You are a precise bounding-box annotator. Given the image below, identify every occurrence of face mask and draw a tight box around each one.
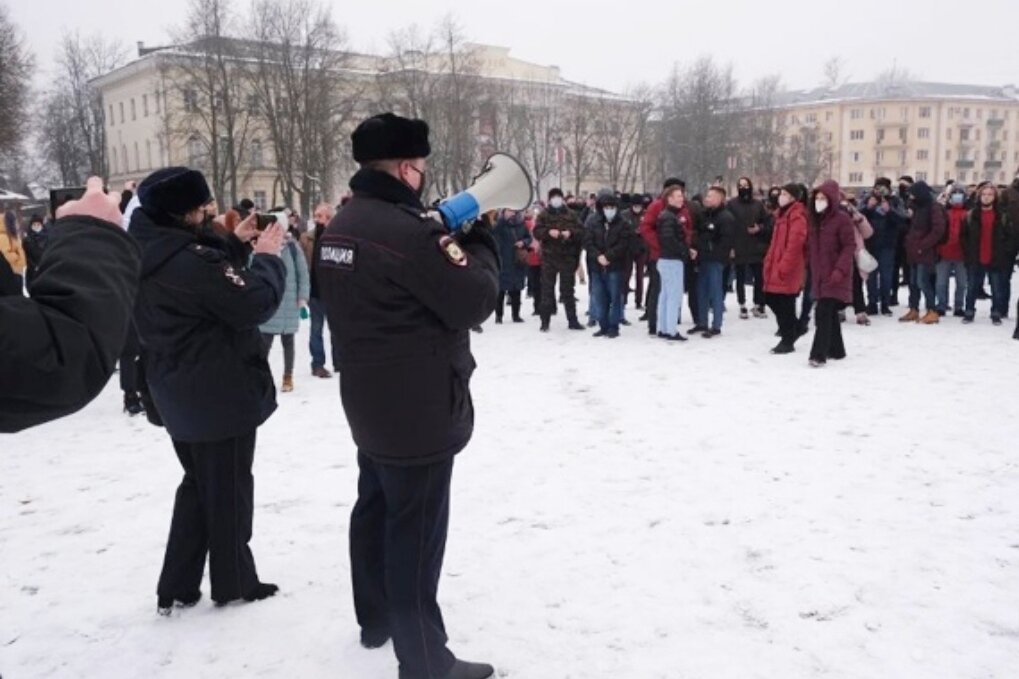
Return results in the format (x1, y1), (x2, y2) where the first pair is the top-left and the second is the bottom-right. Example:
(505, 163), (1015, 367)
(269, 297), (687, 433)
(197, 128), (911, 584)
(549, 197), (564, 209)
(899, 185), (909, 197)
(31, 222), (43, 232)
(632, 206), (643, 214)
(778, 194), (792, 208)
(949, 195), (965, 207)
(603, 208), (617, 221)
(814, 200), (828, 214)
(406, 165), (427, 200)
(739, 187), (752, 200)
(876, 187), (888, 197)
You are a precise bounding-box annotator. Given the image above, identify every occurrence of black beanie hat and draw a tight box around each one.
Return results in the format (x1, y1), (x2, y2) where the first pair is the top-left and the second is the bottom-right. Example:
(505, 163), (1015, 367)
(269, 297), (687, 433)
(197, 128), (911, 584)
(874, 177), (893, 190)
(781, 182), (803, 201)
(548, 187), (564, 200)
(138, 167), (212, 217)
(29, 213), (43, 225)
(663, 177), (685, 190)
(352, 112), (431, 164)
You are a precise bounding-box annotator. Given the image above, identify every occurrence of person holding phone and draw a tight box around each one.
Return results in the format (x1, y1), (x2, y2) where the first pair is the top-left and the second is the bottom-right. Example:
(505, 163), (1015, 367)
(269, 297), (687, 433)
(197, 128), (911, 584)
(128, 166), (287, 613)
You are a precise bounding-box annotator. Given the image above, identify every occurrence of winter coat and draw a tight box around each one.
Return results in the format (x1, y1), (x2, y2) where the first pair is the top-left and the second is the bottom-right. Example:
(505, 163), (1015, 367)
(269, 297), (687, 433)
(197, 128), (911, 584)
(727, 193), (771, 264)
(493, 215), (531, 292)
(903, 182), (946, 267)
(533, 206), (583, 268)
(656, 205), (691, 261)
(524, 216), (541, 267)
(962, 205), (1017, 269)
(259, 237), (310, 335)
(0, 215), (141, 433)
(861, 196), (907, 253)
(583, 210), (633, 273)
(131, 208), (286, 443)
(317, 168), (499, 466)
(763, 201), (809, 295)
(938, 206), (968, 262)
(639, 197), (666, 261)
(0, 230), (26, 276)
(808, 180), (856, 305)
(693, 205), (737, 264)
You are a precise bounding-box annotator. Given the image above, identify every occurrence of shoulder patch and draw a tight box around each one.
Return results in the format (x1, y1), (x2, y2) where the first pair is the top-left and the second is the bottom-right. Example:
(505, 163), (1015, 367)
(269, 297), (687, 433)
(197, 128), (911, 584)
(223, 263), (246, 287)
(438, 236), (467, 267)
(320, 242), (357, 271)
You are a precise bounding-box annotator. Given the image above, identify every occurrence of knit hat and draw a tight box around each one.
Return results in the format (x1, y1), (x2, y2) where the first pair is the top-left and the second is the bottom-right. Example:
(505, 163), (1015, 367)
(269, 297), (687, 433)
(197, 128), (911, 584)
(137, 167), (212, 217)
(781, 182), (803, 201)
(663, 177), (685, 190)
(596, 189), (618, 207)
(351, 113), (430, 163)
(874, 177), (893, 190)
(548, 187), (564, 200)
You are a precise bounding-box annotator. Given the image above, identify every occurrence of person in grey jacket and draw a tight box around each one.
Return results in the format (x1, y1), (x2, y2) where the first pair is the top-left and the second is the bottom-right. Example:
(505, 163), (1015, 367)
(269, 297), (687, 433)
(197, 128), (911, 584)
(260, 231), (310, 392)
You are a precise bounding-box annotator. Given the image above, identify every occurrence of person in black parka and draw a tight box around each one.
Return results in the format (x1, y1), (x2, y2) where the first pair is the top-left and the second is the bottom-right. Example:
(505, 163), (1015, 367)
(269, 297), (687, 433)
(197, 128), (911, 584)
(129, 167), (287, 613)
(318, 113), (499, 679)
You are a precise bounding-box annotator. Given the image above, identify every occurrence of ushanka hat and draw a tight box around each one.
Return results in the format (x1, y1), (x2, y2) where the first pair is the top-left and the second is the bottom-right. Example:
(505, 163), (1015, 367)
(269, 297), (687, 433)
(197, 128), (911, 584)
(137, 167), (212, 217)
(351, 113), (431, 163)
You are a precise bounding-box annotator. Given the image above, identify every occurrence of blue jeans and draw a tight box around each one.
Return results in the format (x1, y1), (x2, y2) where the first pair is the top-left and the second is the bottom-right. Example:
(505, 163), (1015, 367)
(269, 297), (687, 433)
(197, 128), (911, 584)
(934, 260), (968, 313)
(908, 263), (936, 311)
(591, 269), (623, 331)
(696, 261), (725, 331)
(865, 247), (896, 310)
(656, 259), (685, 334)
(966, 265), (1010, 318)
(309, 297), (333, 370)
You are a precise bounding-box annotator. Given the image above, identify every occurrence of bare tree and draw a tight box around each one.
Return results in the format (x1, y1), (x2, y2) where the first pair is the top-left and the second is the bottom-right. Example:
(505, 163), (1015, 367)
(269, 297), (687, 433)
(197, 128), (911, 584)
(38, 91), (87, 185)
(738, 75), (786, 188)
(0, 3), (34, 161)
(505, 83), (561, 197)
(592, 86), (653, 192)
(781, 121), (834, 187)
(562, 102), (598, 196)
(822, 56), (848, 90)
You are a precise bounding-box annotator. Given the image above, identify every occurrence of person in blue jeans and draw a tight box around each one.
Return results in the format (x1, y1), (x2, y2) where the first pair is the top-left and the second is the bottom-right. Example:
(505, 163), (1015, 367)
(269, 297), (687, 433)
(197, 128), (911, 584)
(301, 203), (339, 377)
(961, 184), (1017, 325)
(691, 186), (737, 338)
(583, 190), (633, 338)
(860, 178), (908, 316)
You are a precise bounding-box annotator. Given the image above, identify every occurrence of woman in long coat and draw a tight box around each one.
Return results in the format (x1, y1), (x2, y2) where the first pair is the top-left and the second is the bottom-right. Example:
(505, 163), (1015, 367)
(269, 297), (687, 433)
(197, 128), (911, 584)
(493, 209), (532, 323)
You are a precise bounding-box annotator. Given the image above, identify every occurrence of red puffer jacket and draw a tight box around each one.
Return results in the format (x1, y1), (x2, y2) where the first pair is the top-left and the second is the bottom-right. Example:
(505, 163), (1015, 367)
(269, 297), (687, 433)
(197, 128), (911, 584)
(763, 201), (809, 295)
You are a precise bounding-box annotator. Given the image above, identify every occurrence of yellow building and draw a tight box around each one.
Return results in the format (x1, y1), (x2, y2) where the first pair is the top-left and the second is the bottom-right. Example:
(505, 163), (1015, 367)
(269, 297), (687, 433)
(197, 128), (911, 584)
(770, 81), (1019, 189)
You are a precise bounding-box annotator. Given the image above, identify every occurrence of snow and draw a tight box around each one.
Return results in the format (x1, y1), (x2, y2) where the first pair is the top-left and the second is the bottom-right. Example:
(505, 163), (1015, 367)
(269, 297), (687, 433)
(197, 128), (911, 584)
(3, 287), (1019, 679)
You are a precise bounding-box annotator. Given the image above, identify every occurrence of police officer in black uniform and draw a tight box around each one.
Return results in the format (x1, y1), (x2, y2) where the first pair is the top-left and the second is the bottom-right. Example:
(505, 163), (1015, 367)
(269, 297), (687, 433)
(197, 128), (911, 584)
(129, 167), (287, 613)
(318, 113), (500, 679)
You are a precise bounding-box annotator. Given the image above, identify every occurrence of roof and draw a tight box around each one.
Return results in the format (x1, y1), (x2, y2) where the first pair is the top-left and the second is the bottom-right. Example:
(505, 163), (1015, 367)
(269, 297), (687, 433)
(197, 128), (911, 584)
(772, 81), (1019, 108)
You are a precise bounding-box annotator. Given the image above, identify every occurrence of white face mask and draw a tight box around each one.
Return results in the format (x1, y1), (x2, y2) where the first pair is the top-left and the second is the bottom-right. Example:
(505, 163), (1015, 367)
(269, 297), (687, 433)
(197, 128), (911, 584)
(778, 194), (792, 208)
(814, 200), (829, 214)
(603, 208), (617, 221)
(549, 197), (564, 209)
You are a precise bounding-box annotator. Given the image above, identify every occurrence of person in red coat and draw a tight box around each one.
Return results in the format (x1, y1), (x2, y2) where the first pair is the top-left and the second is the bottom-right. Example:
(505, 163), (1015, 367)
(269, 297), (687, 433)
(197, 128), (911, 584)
(806, 180), (856, 367)
(763, 183), (809, 354)
(638, 177), (685, 335)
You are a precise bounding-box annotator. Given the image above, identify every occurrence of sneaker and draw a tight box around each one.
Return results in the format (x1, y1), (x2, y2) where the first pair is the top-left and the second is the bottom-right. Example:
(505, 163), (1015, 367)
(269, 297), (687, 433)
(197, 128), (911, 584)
(856, 313), (871, 326)
(592, 329), (607, 338)
(664, 332), (688, 342)
(866, 305), (879, 316)
(838, 310), (846, 323)
(586, 318), (597, 328)
(124, 393), (145, 416)
(881, 306), (893, 317)
(495, 317), (503, 324)
(991, 314), (1002, 326)
(690, 324), (708, 334)
(953, 309), (966, 318)
(1013, 327), (1019, 340)
(770, 343), (795, 355)
(437, 659), (495, 679)
(637, 313), (648, 321)
(360, 628), (391, 650)
(702, 328), (721, 338)
(739, 307), (749, 320)
(157, 591), (202, 616)
(605, 329), (620, 339)
(752, 306), (767, 319)
(976, 288), (991, 300)
(808, 358), (826, 368)
(962, 314), (975, 324)
(620, 319), (631, 326)
(312, 367), (332, 379)
(567, 320), (585, 330)
(471, 325), (484, 334)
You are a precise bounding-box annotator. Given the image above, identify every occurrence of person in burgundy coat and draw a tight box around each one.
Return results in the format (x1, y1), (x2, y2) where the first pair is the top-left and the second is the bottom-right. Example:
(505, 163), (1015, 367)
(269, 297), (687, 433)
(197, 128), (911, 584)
(806, 180), (856, 367)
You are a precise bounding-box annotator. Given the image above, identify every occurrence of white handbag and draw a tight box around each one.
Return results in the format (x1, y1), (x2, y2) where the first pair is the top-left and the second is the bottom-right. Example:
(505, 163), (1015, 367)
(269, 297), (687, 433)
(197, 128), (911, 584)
(855, 248), (879, 274)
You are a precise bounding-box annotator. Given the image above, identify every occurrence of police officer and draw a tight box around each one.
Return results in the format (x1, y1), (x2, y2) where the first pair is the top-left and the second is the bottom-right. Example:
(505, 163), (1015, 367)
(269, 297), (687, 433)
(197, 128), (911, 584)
(129, 167), (287, 613)
(318, 113), (499, 679)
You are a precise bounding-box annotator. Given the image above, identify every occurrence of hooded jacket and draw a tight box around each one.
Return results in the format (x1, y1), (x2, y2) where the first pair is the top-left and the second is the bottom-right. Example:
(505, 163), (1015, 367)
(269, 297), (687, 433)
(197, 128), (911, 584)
(131, 208), (285, 443)
(962, 198), (1016, 269)
(763, 200), (809, 295)
(808, 180), (856, 304)
(727, 178), (771, 265)
(904, 181), (947, 266)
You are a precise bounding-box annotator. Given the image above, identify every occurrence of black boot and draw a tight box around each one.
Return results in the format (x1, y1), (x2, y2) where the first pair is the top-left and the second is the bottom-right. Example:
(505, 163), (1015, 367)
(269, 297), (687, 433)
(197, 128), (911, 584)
(436, 660), (495, 679)
(157, 591), (202, 616)
(565, 306), (585, 330)
(359, 628), (391, 649)
(510, 294), (524, 323)
(124, 392), (144, 416)
(539, 314), (550, 332)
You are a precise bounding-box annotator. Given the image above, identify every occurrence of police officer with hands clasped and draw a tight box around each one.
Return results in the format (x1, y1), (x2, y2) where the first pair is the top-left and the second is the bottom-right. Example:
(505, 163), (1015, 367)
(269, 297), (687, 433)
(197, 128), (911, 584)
(128, 167), (287, 614)
(318, 113), (500, 679)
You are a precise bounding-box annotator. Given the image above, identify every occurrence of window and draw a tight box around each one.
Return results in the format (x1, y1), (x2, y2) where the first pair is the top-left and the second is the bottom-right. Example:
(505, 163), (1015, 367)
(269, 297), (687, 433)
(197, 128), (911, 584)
(877, 129), (886, 143)
(143, 94), (149, 117)
(253, 191), (267, 211)
(960, 128), (969, 141)
(899, 128), (907, 142)
(119, 102), (124, 123)
(851, 108), (863, 120)
(1004, 130), (1010, 141)
(944, 171), (951, 182)
(850, 130), (865, 141)
(111, 147), (118, 174)
(946, 128), (952, 140)
(876, 150), (885, 163)
(976, 129), (982, 141)
(826, 111), (833, 122)
(946, 150), (952, 161)
(134, 142), (140, 170)
(154, 90), (160, 114)
(849, 172), (863, 183)
(826, 132), (833, 142)
(963, 108), (970, 119)
(918, 128), (930, 139)
(901, 106), (908, 120)
(108, 104), (114, 126)
(250, 139), (263, 167)
(977, 109), (983, 120)
(146, 140), (152, 169)
(919, 106), (932, 118)
(917, 150), (929, 161)
(122, 145), (128, 172)
(805, 113), (817, 124)
(959, 171), (967, 182)
(852, 152), (861, 163)
(130, 99), (136, 121)
(183, 89), (198, 113)
(187, 136), (203, 165)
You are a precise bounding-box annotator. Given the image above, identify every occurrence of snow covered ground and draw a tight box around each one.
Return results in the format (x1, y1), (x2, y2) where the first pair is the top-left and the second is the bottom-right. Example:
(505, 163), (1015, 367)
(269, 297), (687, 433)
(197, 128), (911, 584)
(2, 288), (1018, 679)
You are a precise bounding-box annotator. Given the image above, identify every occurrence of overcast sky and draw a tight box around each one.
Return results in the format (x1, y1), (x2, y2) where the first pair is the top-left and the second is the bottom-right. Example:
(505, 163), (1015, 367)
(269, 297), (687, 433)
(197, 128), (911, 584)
(12, 0), (1019, 94)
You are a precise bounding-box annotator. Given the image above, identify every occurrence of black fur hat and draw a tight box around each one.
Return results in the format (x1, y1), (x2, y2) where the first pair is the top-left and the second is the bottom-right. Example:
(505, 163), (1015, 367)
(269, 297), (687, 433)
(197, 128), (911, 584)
(138, 166), (212, 217)
(352, 112), (431, 163)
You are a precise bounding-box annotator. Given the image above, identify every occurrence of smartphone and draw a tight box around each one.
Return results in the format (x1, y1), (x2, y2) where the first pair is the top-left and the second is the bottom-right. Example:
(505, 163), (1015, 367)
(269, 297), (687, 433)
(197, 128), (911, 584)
(50, 187), (87, 217)
(255, 213), (278, 230)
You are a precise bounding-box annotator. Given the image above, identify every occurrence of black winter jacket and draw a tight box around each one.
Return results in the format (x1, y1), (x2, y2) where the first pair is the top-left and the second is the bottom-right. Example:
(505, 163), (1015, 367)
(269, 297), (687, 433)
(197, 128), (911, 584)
(656, 206), (691, 261)
(130, 209), (285, 443)
(693, 206), (737, 264)
(318, 169), (499, 466)
(583, 210), (633, 273)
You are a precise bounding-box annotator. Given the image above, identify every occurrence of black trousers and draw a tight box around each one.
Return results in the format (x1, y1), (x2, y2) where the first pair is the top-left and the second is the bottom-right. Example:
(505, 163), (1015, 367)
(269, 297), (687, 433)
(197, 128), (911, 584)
(686, 263), (700, 325)
(852, 266), (867, 314)
(157, 431), (260, 603)
(496, 290), (522, 321)
(809, 298), (847, 362)
(736, 263), (765, 308)
(526, 265), (542, 311)
(645, 261), (661, 332)
(350, 452), (457, 679)
(261, 332), (295, 376)
(119, 323), (141, 394)
(539, 260), (577, 320)
(765, 292), (799, 347)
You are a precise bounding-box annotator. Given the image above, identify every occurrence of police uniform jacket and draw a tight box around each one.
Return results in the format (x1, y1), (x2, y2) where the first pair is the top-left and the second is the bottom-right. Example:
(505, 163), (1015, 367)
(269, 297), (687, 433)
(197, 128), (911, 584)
(130, 208), (286, 443)
(318, 168), (499, 466)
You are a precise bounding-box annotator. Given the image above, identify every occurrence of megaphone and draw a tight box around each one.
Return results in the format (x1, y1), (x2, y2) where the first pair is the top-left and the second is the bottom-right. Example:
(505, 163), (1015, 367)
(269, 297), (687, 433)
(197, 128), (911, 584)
(437, 153), (534, 231)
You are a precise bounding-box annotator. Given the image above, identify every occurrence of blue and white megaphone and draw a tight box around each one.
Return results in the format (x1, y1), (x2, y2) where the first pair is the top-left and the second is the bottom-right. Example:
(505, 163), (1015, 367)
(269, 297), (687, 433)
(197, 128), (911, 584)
(436, 153), (534, 231)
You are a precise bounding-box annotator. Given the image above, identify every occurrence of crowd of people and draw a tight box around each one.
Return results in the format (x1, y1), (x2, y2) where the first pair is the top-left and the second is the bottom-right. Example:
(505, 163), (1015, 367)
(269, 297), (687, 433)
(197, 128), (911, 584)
(477, 171), (1019, 367)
